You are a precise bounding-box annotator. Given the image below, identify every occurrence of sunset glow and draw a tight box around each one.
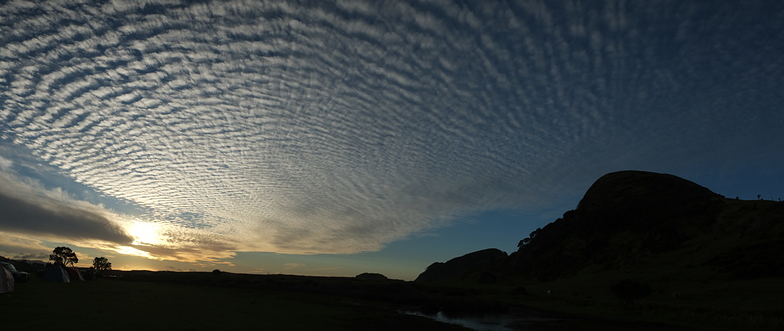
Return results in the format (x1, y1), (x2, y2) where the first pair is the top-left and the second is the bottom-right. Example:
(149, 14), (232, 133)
(127, 221), (164, 247)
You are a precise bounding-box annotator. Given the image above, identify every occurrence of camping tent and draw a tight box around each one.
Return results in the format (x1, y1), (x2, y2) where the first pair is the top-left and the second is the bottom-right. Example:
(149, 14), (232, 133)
(0, 267), (14, 293)
(42, 265), (70, 283)
(66, 267), (84, 281)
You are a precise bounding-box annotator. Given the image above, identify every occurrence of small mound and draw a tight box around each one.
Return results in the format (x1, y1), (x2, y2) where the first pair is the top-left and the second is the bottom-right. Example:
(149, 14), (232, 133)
(355, 272), (388, 281)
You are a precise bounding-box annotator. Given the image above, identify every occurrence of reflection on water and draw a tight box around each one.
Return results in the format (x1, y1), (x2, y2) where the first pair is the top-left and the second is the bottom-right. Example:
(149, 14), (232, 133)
(403, 310), (560, 331)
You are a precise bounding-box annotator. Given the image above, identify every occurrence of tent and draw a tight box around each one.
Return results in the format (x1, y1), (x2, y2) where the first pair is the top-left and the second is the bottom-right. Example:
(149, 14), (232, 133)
(42, 265), (70, 283)
(0, 267), (14, 293)
(66, 267), (84, 281)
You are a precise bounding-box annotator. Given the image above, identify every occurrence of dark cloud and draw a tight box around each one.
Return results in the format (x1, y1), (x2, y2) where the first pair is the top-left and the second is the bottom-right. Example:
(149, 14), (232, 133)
(12, 252), (49, 260)
(0, 189), (133, 245)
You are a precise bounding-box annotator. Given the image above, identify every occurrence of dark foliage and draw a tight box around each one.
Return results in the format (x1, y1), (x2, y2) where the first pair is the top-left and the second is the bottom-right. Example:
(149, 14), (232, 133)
(93, 256), (112, 272)
(49, 246), (78, 267)
(510, 286), (529, 297)
(709, 239), (784, 279)
(610, 279), (652, 310)
(81, 268), (97, 280)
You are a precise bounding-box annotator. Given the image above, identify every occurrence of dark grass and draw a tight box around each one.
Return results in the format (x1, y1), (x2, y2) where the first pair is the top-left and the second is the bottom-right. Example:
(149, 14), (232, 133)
(5, 267), (781, 330)
(456, 266), (784, 331)
(1, 276), (470, 331)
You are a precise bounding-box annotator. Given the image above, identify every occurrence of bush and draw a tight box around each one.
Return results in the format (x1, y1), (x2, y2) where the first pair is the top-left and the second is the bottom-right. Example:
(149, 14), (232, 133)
(611, 279), (651, 310)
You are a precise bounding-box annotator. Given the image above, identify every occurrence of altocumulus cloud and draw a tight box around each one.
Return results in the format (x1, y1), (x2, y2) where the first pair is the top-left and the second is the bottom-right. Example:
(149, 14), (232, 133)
(1, 1), (783, 260)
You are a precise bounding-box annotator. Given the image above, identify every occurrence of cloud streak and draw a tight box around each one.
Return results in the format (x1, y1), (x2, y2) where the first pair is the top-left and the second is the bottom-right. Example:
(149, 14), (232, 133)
(0, 190), (132, 244)
(1, 0), (783, 261)
(0, 170), (133, 245)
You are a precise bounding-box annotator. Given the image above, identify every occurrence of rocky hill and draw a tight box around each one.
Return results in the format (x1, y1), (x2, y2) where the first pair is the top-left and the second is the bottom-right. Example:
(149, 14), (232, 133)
(511, 170), (730, 281)
(420, 170), (784, 283)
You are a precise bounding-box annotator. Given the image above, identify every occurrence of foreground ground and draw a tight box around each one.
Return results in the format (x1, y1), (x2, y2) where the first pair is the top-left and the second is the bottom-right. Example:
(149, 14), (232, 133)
(2, 271), (780, 330)
(1, 276), (470, 331)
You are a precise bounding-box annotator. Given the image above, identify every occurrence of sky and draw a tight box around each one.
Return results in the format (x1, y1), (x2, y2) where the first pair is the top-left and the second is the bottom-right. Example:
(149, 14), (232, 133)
(1, 0), (782, 281)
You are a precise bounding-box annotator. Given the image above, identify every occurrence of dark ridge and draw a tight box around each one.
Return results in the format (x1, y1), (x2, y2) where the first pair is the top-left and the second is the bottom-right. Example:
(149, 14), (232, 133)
(576, 170), (723, 213)
(415, 248), (507, 283)
(511, 171), (727, 280)
(418, 171), (784, 284)
(355, 272), (388, 281)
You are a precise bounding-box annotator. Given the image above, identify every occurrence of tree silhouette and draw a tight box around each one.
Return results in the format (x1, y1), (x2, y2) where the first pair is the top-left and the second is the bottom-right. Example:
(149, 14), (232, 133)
(517, 228), (540, 251)
(92, 257), (111, 272)
(49, 246), (78, 267)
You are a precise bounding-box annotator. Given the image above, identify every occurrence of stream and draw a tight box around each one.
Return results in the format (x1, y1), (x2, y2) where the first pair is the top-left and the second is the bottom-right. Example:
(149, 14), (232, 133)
(401, 308), (563, 331)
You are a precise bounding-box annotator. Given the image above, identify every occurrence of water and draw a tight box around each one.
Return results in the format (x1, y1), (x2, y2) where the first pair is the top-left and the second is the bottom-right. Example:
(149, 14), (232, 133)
(402, 309), (561, 331)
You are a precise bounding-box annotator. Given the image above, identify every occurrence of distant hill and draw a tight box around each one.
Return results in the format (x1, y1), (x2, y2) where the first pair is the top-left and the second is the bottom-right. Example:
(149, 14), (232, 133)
(420, 170), (784, 283)
(415, 248), (507, 283)
(355, 272), (389, 281)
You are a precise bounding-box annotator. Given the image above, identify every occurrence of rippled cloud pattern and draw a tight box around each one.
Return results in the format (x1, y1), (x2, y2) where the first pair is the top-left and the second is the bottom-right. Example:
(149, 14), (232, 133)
(1, 1), (782, 258)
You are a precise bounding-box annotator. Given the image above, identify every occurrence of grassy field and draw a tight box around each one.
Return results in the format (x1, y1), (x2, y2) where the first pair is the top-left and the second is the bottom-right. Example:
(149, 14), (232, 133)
(502, 276), (784, 331)
(448, 250), (784, 331)
(4, 268), (781, 330)
(418, 275), (784, 331)
(1, 276), (470, 331)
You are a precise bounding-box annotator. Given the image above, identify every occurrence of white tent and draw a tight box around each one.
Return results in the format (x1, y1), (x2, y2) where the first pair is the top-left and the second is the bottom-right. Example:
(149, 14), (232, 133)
(0, 266), (14, 293)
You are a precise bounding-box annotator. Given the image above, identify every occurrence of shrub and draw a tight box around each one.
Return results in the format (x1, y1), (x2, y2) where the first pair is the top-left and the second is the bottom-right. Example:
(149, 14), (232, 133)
(610, 279), (651, 310)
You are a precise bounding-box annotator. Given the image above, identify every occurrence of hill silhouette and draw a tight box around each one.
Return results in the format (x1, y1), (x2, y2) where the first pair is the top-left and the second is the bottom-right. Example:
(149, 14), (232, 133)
(511, 170), (728, 281)
(420, 170), (784, 282)
(415, 248), (507, 283)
